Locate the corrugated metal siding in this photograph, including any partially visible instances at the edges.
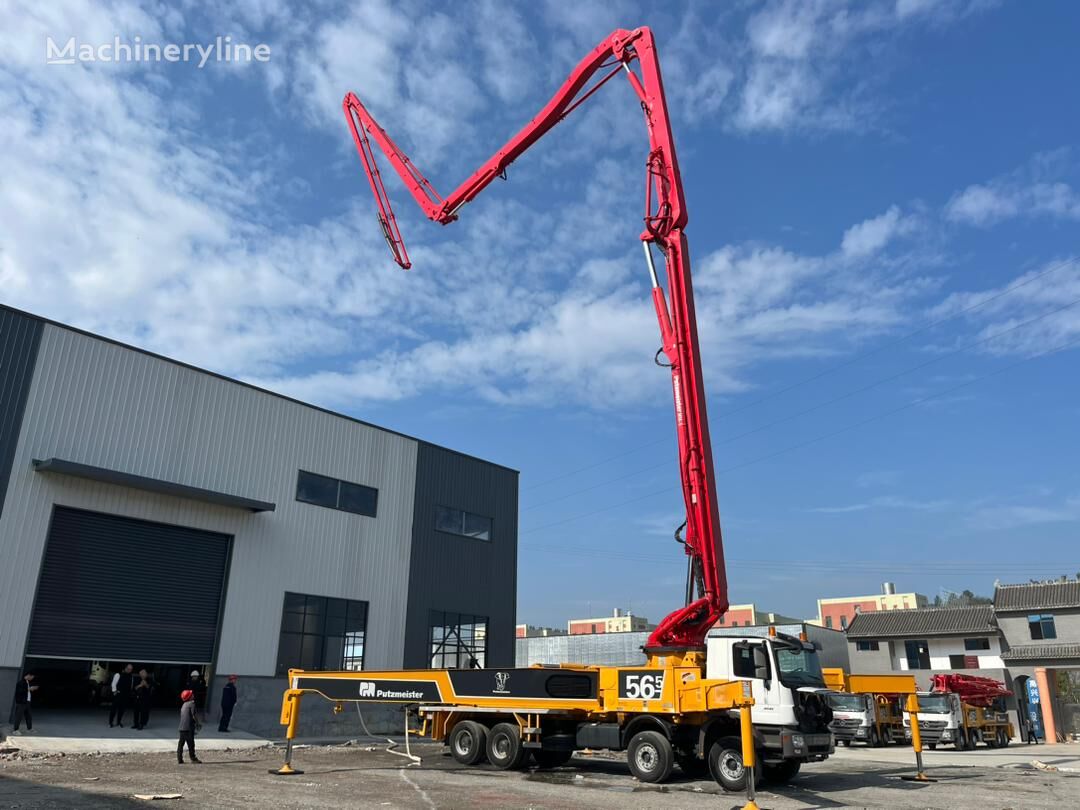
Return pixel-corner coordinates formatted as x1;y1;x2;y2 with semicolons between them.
516;633;649;667
0;323;419;672
404;443;518;668
0;309;43;521
27;506;231;662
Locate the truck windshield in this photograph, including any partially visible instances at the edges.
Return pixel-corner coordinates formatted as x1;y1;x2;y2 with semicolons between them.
825;693;866;711
916;695;952;713
775;646;826;688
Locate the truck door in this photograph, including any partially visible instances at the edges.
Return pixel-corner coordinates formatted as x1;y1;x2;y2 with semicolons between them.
731;641;781;721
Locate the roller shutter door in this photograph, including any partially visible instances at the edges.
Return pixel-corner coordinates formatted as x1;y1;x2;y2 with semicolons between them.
27;506;232;663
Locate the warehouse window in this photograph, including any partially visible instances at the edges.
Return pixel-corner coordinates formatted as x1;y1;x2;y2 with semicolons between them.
1028;614;1057;640
904;639;931;670
856;640;879;651
964;637;991;651
840;616;848;630
296;471;378;518
430;611;487;668
435;505;492;541
825;617;833;629
276;592;368;675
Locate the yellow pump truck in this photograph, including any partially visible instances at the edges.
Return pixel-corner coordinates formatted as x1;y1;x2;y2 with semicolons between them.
275;25;838;796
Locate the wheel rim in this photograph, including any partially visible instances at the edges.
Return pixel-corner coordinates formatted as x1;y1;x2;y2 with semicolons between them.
635;742;659;773
493;735;510;759
719;751;743;781
454;729;473;756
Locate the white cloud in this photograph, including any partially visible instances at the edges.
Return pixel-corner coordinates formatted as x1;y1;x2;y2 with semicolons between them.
807;494;951;513
945;152;1080;227
841;205;917;259
967;494;1080;531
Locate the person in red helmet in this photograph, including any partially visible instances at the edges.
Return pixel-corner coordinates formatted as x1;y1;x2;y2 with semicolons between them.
177;689;202;765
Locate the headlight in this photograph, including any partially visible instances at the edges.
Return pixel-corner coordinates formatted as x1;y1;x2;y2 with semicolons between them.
941;730;952;740
791;734;804;747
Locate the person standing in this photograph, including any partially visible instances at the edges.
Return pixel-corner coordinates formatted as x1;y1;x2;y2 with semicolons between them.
218;675;238;732
186;670;207;722
11;672;38;732
177;689;202;764
132;670;153;730
109;664;136;728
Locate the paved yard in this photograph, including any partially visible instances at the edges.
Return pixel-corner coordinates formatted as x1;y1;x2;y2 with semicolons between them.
2;740;1079;809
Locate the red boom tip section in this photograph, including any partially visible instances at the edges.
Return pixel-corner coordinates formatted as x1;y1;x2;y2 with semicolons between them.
343;93;412;269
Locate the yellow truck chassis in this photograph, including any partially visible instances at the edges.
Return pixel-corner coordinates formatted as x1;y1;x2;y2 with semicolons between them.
276;652;764;787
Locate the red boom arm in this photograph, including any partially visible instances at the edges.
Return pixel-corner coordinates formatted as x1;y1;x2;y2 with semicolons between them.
343;27;728;651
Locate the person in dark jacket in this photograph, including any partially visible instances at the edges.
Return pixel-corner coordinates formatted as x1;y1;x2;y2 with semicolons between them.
109;664;136;728
177;689;202;764
132;670;153;730
11;672;38;732
218;675;238;732
186;670;207;721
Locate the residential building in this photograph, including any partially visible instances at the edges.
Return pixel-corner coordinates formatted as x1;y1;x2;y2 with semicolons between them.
995;579;1080;742
516;624;565;639
567;608;652;635
0;306;518;736
811;582;929;630
714;603;800;628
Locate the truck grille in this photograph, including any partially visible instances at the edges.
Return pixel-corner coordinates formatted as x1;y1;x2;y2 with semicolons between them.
831;718;862;730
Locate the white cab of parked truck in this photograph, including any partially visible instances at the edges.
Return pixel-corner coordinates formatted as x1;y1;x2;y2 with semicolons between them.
826;692;876;745
706;631;834;769
903;692;962;747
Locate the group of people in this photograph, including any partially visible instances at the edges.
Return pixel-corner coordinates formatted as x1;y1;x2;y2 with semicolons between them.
8;664;239;766
107;664;157;730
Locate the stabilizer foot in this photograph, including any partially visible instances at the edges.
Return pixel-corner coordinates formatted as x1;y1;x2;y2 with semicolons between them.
269;764;305;776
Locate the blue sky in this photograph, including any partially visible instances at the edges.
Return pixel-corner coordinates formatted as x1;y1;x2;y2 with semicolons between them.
3;1;1078;628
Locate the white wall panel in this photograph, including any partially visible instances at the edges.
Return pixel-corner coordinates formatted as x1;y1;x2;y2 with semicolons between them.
0;324;419;674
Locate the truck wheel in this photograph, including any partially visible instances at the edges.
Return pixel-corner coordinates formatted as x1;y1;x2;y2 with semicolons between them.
955;730;968;750
763;759;801;784
533;750;573;769
883;728;894;745
627;730;674;784
487;723;528;770
840;739;852;747
676;753;709;778
927;743;936;750
707;737;761;793
449;720;488;766
869;727;881;747
1000;728;1010;747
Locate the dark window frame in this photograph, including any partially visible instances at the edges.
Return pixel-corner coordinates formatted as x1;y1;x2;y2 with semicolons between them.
429;610;488;669
1028;614;1057;640
276;592;369;676
856;640;879;651
434;505;493;542
296;470;378;518
963;637;991;651
904;639;931;670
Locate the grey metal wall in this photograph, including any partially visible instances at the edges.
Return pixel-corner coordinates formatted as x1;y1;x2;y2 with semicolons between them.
0;321;420;674
404;443;518;668
0;309;42;521
998;610;1080;651
517;632;650;667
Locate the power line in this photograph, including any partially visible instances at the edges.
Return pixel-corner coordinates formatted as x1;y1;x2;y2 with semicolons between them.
523;254;1080;493
523;293;1080;512
521;332;1080;535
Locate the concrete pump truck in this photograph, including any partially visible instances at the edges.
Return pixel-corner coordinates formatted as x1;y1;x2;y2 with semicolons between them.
274;26;834;791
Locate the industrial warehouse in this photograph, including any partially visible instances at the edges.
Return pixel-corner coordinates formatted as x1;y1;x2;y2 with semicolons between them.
0;306;517;736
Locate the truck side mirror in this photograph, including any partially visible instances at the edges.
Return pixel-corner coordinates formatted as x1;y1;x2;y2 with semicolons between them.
753;645;772;685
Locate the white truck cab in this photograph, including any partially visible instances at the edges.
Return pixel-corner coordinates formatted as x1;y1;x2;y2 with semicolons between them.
903;692;962;747
826;692;875;744
706;632;834;767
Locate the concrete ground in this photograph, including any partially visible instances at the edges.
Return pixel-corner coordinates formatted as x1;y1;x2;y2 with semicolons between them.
1;739;1079;808
2;709;269;754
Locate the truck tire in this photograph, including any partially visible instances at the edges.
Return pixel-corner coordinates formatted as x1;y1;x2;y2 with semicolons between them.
869;727;881;747
449;720;488;766
533;749;574;769
763;759;801;784
955;729;968;750
927;743;936;750
676;753;709;778
487;723;528;770
627;730;674;784
707;736;762;793
840;739;852;747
